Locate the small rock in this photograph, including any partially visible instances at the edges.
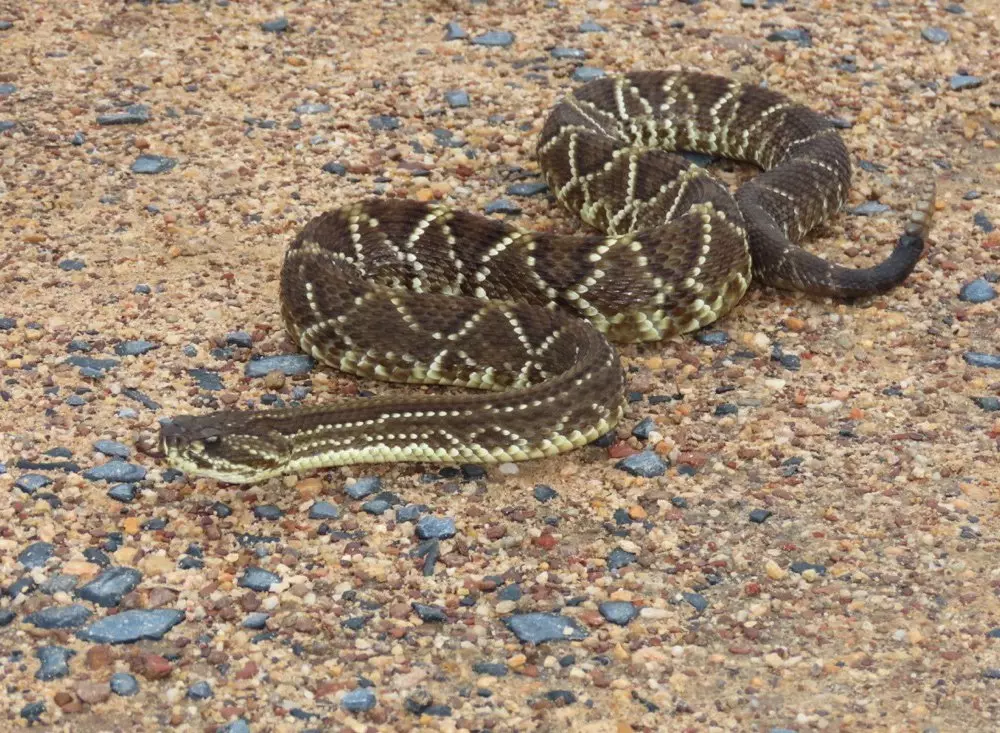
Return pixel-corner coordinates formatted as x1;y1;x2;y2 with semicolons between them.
921;27;950;44
114;339;158;356
260;17;289;33
417;515;457;540
412;603;448;622
76;680;111;704
97;104;149;125
471;30;515;47
950;74;983;91
850;201;891;216
110;672;139;696
239;567;280;591
36;646;75;681
959;279;997;303
187;681;213;700
18;541;54;569
444;90;470;108
972;396;1000;412
444;21;467;40
309;501;340;520
15;474;52;494
503;613;588;643
683;592;709;612
550;47;586;59
76;609;185;644
533;484;558;502
696;329;730;346
93;439;130;458
83;462;146;483
20;702;45;725
974;212;995;232
107;483;136;503
579;19;606;33
253;504;283;521
484;198;521;215
608;548;637;570
631;417;657;440
615;451;667;478
25;605;92;630
341;687;376;712
766;28;811;46
598;601;638;626
572;66;605;83
131;155;177;175
244;354;314;377
507;181;549;197
472;661;508;677
749;508;772;524
345;476;382;499
188;368;223;390
368;114;401;131
964;352;1000;369
322;161;347;176
294;102;330;115
76;566;142;607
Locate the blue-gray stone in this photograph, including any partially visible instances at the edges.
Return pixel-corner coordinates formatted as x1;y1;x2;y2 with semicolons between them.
322;161;347;175
631;416;657;440
417;515;456;540
0;120;10;132
950;74;983;91
471;30;515;47
244;354;315;377
294;102;330;115
579;19;606;33
790;561;827;576
25;604;92;630
59;258;86;271
362;498;390;515
76;608;185;644
975;212;995;233
507;181;548;197
369;114;401;131
533;484;558;502
83;462;146;483
131;154;177;174
36;646;75;680
749;508;772;524
983;668;1000;679
242;612;270;629
396;504;423;522
484;198;521;215
187;681;213;700
20;702;45;724
0;83;16;95
93;439;130;458
110;672;139;696
342;687;376;712
345;476;382;499
18;541;54;569
444;89;470;108
253;504;283;521
850;201;891;216
503;613;588;643
65;355;119;372
921;27;950;43
238;567;280;591
0;21;12;31
598;601;638;626
715;403;738;416
444;21;467;40
987;628;1000;639
97;104;149;125
71;131;85;145
608;548;637;569
766;28;811;46
225;331;253;348
309;501;340;520
188;368;223;390
107;483;136;502
683;592;709;612
964;352;1000;369
41;574;79;595
0;316;15;330
76;566;142;607
551;47;586;59
261;17;288;32
219;719;251;733
412;603;448;622
615;451;667;478
15;473;52;495
959;279;997;303
114;339;158;356
973;396;1000;412
472;661;509;677
571;66;605;83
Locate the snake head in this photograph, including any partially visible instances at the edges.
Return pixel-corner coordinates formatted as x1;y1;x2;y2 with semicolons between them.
159;413;293;484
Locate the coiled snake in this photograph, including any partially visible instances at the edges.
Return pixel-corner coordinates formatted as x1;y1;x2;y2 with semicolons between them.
160;71;935;484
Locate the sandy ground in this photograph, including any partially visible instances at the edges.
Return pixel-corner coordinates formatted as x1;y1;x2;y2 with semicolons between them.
1;0;999;731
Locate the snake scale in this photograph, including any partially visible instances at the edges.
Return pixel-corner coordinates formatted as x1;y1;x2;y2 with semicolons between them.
160;70;935;484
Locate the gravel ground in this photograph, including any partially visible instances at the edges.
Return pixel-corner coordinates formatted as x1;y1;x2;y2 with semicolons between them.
1;1;999;731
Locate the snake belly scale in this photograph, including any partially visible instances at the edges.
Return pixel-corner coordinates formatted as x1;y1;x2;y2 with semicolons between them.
160;70;935;483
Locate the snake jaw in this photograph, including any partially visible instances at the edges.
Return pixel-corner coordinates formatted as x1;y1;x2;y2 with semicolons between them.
159;415;293;484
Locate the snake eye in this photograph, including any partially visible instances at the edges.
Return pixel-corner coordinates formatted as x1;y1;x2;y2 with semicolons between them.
204;435;220;445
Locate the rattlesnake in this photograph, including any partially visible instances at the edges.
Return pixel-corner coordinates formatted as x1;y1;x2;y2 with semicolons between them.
160;70;935;483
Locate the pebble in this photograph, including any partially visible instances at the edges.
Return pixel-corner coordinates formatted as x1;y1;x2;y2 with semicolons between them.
96;104;149;125
253;505;283;521
76;566;142;607
412;603;448;622
598;601;638;626
608;548;637;570
484;198;521;215
58;258;86;271
472;662;508;677
950;74;983;91
615;451;667;478
239;567;281;591
244;354;314;377
471;30;514;48
0;610;14;627
766;28;812;47
974;212;995;232
260;17;289;33
36;646;75;681
188;368;223;391
76;680;111;704
187;681;213;700
93;439;131;458
444;89;470;108
24;604;92;629
850;201;891;216
18;541;54;568
696;329;730;345
959;279;997;303
533;484;558;502
107;483;137;503
322;161;347;175
444;21;467;41
219;720;251;733
76;609;186;644
345;476;381;499
507;181;548;197
131;154;177;174
243;612;270;630
368;114;401;131
551;47;586;59
308;501;340;520
20;702;45;725
0;20;12;30
972;397;1000;412
417;515;457;540
362;498;390;515
503;613;588;643
341;687;376;712
571;67;605;83
964;352;1000;369
294;102;330;115
114;339;158;356
579;19;606;33
15;474;53;494
749;508;773;524
0;83;16;95
790;561;827;576
683;592;709;612
71;131;85;145
82;462;146;483
921;27;950;44
631;416;657;440
109;672;139;696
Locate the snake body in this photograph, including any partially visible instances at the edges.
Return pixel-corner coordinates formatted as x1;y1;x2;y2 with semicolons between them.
160;71;935;483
